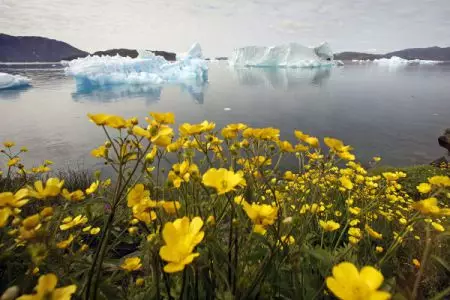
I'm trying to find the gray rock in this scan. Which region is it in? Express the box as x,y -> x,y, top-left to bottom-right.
438,128 -> 450,152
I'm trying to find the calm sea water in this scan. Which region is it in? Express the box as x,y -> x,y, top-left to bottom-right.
0,62 -> 449,170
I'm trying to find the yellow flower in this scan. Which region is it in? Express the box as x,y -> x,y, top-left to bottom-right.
326,262 -> 391,300
243,127 -> 280,141
206,215 -> 216,225
61,189 -> 85,202
132,125 -> 151,139
121,257 -> 142,272
373,156 -> 381,162
348,227 -> 362,239
18,214 -> 42,240
90,227 -> 101,235
87,113 -> 126,129
278,141 -> 295,152
324,137 -> 352,152
412,259 -> 420,268
145,146 -> 158,162
7,157 -> 20,167
179,121 -> 215,136
242,201 -> 278,234
382,172 -> 406,182
365,225 -> 383,240
150,112 -> 175,124
202,168 -> 246,195
136,277 -> 145,287
280,235 -> 295,245
3,141 -> 15,148
319,220 -> 341,232
128,226 -> 139,235
431,222 -> 444,232
412,197 -> 441,215
0,189 -> 29,209
91,145 -> 107,158
416,183 -> 432,194
349,207 -> 361,215
159,217 -> 204,273
339,176 -> 353,190
29,178 -> 64,199
428,175 -> 450,187
337,151 -> 356,161
127,184 -> 150,207
157,201 -> 181,214
40,207 -> 54,218
132,200 -> 158,225
375,246 -> 384,253
22,214 -> 41,230
59,215 -> 88,231
294,130 -> 319,147
85,181 -> 99,195
56,234 -> 74,249
221,123 -> 247,139
17,273 -> 76,300
168,160 -> 199,188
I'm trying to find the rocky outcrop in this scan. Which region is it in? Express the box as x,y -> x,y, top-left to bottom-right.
0,34 -> 88,62
438,129 -> 450,152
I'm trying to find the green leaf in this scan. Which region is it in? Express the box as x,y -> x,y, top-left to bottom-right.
431,255 -> 450,273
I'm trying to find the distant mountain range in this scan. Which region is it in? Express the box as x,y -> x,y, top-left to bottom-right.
0,34 -> 88,62
0,34 -> 176,62
1,33 -> 449,62
334,47 -> 450,61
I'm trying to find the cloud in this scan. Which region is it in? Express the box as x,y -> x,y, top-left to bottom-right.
271,20 -> 312,34
0,0 -> 449,55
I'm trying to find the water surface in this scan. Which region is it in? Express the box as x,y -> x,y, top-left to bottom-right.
0,62 -> 448,169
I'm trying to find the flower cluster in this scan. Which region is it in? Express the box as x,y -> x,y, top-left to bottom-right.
0,112 -> 448,300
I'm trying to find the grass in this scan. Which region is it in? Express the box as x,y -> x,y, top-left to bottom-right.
370,164 -> 450,198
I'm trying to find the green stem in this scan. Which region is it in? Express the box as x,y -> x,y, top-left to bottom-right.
412,225 -> 432,300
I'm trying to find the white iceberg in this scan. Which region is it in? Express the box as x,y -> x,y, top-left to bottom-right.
229,42 -> 336,68
373,56 -> 441,66
63,43 -> 208,87
0,72 -> 31,90
176,42 -> 203,60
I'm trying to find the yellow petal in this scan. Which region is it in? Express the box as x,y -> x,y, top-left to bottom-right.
36,273 -> 58,295
163,262 -> 185,273
368,291 -> 392,300
189,217 -> 204,235
332,262 -> 359,283
326,277 -> 352,300
360,266 -> 384,291
52,285 -> 77,300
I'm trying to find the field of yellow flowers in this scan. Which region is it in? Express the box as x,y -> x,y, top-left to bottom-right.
0,112 -> 449,300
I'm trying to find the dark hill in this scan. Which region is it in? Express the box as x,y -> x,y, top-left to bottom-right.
385,47 -> 450,61
335,46 -> 450,61
0,33 -> 88,62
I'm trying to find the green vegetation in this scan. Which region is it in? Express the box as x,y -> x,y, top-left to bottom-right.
0,112 -> 449,300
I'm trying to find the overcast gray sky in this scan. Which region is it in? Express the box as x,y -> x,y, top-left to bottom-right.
1,0 -> 449,57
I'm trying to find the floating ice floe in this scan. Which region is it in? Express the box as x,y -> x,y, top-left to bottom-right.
0,72 -> 31,90
229,42 -> 338,68
63,43 -> 208,87
373,56 -> 441,66
352,59 -> 372,64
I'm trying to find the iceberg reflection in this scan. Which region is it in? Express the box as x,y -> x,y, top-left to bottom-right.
0,85 -> 31,100
71,81 -> 207,104
230,67 -> 331,89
